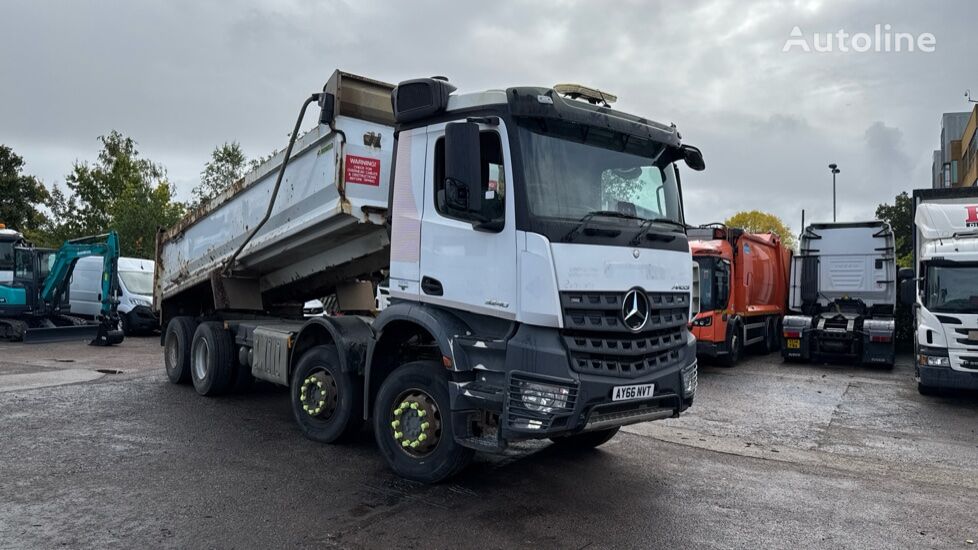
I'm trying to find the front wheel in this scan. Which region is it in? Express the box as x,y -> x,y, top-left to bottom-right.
373,361 -> 473,483
719,324 -> 742,367
550,427 -> 620,450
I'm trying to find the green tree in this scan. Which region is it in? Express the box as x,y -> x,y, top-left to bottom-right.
875,191 -> 912,268
192,142 -> 249,208
723,210 -> 796,249
44,131 -> 184,258
0,145 -> 50,235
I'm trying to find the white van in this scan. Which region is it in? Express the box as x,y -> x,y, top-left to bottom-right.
70,256 -> 158,334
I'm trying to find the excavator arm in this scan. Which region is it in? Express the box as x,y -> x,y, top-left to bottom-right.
40,231 -> 124,346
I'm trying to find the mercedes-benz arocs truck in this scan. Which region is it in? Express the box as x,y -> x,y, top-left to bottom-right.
155,71 -> 705,482
688,225 -> 790,366
782,221 -> 897,366
905,188 -> 978,395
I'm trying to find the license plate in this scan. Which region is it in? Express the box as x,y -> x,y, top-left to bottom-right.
787,339 -> 800,349
612,383 -> 655,402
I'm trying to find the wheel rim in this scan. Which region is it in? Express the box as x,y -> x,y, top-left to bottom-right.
193,338 -> 209,380
165,332 -> 179,371
390,389 -> 442,458
299,370 -> 338,419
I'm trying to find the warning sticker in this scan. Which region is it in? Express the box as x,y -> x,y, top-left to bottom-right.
345,155 -> 381,186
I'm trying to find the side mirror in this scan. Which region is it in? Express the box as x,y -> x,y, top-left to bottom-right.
898,267 -> 914,280
682,145 -> 705,172
899,278 -> 916,306
444,122 -> 482,213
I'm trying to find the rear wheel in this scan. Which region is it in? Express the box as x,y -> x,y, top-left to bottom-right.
164,316 -> 196,384
373,361 -> 473,483
550,427 -> 620,450
190,322 -> 234,396
290,345 -> 362,443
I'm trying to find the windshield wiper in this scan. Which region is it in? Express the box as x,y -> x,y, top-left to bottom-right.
562,210 -> 642,243
630,217 -> 686,245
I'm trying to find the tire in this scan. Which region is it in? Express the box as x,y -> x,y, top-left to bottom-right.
120,313 -> 132,336
290,345 -> 362,443
550,427 -> 620,450
190,321 -> 235,396
719,323 -> 742,367
764,318 -> 779,353
918,383 -> 939,396
373,361 -> 474,483
163,316 -> 196,385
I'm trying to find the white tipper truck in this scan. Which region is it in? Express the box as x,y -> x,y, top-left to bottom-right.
155,71 -> 705,482
903,188 -> 978,395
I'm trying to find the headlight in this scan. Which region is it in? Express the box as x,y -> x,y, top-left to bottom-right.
517,380 -> 571,414
681,362 -> 698,397
918,354 -> 950,367
691,315 -> 712,327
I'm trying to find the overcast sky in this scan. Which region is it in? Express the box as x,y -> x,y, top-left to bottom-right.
2,0 -> 976,234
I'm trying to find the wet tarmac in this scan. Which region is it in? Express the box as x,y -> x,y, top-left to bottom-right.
1,337 -> 976,548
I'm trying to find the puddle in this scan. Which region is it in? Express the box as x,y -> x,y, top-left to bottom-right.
96,369 -> 123,375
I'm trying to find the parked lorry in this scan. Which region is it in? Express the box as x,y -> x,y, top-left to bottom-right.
156,71 -> 705,482
688,225 -> 790,366
904,188 -> 978,394
782,221 -> 897,366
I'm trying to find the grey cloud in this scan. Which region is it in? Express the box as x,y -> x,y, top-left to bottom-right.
1,0 -> 975,217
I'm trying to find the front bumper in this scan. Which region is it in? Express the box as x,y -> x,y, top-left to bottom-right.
125,305 -> 160,332
917,365 -> 978,391
697,339 -> 723,358
448,324 -> 696,450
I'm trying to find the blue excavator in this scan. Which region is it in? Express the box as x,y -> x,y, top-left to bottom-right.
0,225 -> 124,345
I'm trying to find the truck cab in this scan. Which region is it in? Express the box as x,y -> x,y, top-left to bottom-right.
909,188 -> 978,394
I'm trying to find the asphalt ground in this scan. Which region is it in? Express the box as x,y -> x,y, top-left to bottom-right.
1,336 -> 976,549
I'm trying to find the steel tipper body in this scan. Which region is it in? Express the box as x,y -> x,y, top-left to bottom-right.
688,226 -> 790,366
782,221 -> 897,366
157,71 -> 705,482
906,188 -> 978,394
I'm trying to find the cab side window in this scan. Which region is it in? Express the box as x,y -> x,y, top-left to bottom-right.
433,131 -> 505,225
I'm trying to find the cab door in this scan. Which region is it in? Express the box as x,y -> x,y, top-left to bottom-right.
419,120 -> 517,320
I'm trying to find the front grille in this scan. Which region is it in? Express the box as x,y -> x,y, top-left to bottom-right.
953,328 -> 978,346
560,291 -> 689,379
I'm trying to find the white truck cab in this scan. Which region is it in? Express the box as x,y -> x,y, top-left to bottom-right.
906,188 -> 978,394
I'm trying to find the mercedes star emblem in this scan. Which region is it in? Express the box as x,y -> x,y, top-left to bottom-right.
622,288 -> 650,332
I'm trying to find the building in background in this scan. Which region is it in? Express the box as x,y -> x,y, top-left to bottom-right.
931,109 -> 978,188
959,106 -> 978,187
933,111 -> 970,188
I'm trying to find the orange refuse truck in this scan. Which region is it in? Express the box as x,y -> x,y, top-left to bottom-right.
688,225 -> 791,366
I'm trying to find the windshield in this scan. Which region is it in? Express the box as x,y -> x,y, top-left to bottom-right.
517,121 -> 683,224
925,264 -> 978,314
120,270 -> 154,295
694,256 -> 730,312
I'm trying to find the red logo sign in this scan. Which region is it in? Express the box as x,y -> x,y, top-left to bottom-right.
966,205 -> 978,225
345,155 -> 381,186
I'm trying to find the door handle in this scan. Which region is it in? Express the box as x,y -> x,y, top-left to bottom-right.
421,276 -> 443,296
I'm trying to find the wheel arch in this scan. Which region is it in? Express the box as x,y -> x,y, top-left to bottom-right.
363,302 -> 471,419
290,316 -> 374,383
